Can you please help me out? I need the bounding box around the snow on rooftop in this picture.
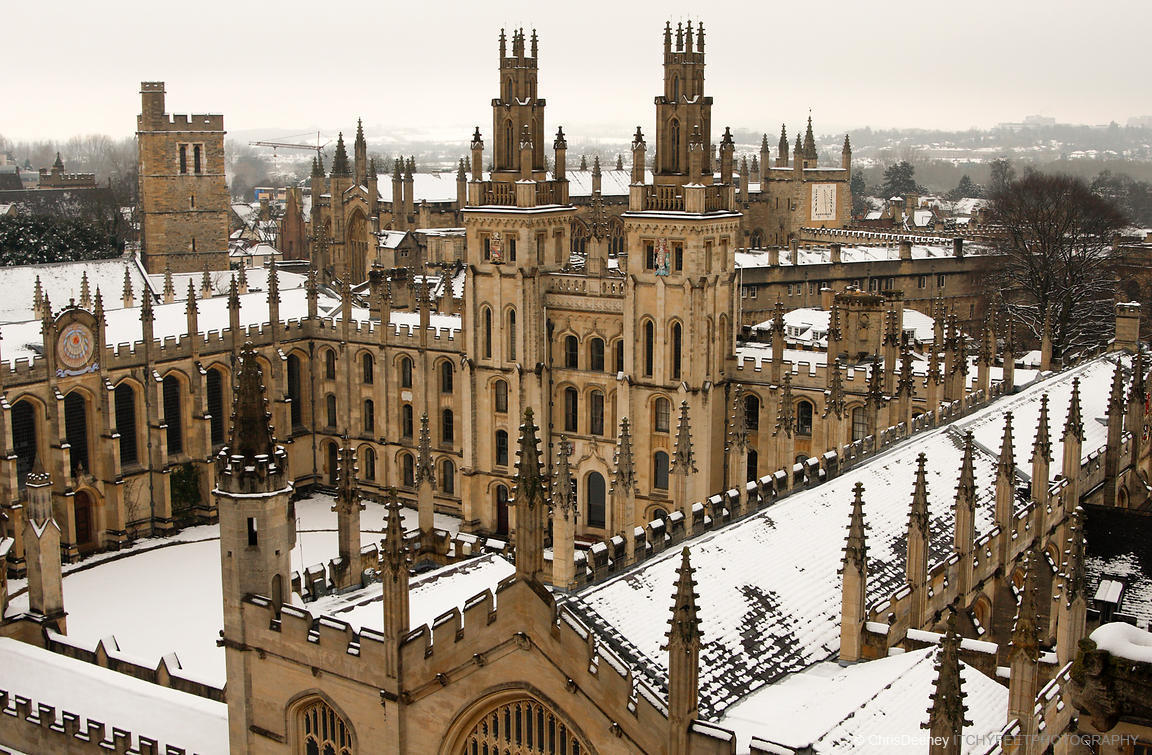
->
[0,637,228,753]
[750,307,937,347]
[722,647,1007,753]
[570,355,1112,717]
[1089,622,1152,663]
[0,255,148,325]
[735,242,991,270]
[4,495,462,685]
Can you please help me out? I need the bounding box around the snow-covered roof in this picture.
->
[952,198,989,216]
[0,255,149,325]
[0,637,227,753]
[378,230,409,249]
[144,267,306,303]
[735,242,990,270]
[1084,504,1152,626]
[566,169,652,198]
[377,173,460,203]
[750,307,937,347]
[722,647,1007,753]
[1089,623,1152,663]
[569,356,1110,717]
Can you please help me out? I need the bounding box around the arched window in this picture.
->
[399,356,413,388]
[507,309,517,361]
[163,375,183,456]
[324,349,336,380]
[587,472,607,528]
[326,395,338,429]
[362,447,376,481]
[747,448,758,482]
[503,119,514,170]
[287,354,303,428]
[643,321,655,376]
[441,459,455,495]
[457,696,589,755]
[670,119,681,172]
[589,338,605,371]
[796,400,814,436]
[670,322,683,380]
[851,407,867,441]
[363,399,375,434]
[401,404,413,438]
[589,390,605,436]
[298,698,353,755]
[440,361,454,394]
[564,387,578,432]
[401,453,415,487]
[495,430,509,467]
[494,379,509,413]
[745,394,760,431]
[441,409,454,444]
[482,307,493,358]
[654,397,671,433]
[207,368,225,446]
[114,383,138,466]
[614,340,624,373]
[11,400,37,488]
[564,335,579,369]
[361,353,374,384]
[653,451,670,490]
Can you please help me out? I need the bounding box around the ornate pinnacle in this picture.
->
[824,358,846,419]
[664,547,702,649]
[554,126,567,150]
[898,339,916,397]
[162,263,174,300]
[843,482,868,570]
[910,453,930,534]
[1010,547,1042,661]
[513,408,545,509]
[380,488,408,576]
[956,430,976,508]
[331,132,350,175]
[612,417,637,494]
[553,436,575,518]
[924,613,971,736]
[79,270,91,308]
[775,371,794,438]
[998,411,1016,478]
[1030,394,1052,464]
[267,265,280,304]
[728,384,749,451]
[671,401,696,474]
[1108,360,1126,413]
[336,443,359,508]
[122,266,133,303]
[227,343,275,461]
[884,308,901,346]
[227,277,240,310]
[415,412,435,487]
[1063,377,1084,442]
[1062,507,1087,605]
[772,296,786,334]
[632,126,645,149]
[185,280,197,315]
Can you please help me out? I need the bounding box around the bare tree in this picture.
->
[990,170,1128,361]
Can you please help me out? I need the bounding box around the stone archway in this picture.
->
[73,489,99,553]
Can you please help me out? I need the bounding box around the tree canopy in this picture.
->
[881,161,919,198]
[990,170,1128,361]
[0,213,122,266]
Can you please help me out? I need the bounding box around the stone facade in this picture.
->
[137,81,229,274]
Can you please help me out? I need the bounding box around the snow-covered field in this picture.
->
[5,494,463,686]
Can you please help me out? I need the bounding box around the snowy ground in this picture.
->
[5,494,464,686]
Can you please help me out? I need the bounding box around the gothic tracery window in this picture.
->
[460,697,588,755]
[298,698,353,755]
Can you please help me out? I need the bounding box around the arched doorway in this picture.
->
[73,490,96,551]
[586,472,606,529]
[496,485,509,535]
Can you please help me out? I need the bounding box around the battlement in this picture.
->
[137,112,225,132]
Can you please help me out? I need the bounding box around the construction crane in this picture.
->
[249,133,329,157]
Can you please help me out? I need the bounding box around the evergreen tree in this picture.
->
[850,173,870,218]
[881,161,919,198]
[948,174,981,200]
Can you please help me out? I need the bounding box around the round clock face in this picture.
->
[57,322,95,370]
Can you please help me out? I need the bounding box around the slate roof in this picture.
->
[1084,505,1152,626]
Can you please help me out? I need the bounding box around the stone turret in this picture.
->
[665,547,702,755]
[839,482,868,663]
[23,461,65,632]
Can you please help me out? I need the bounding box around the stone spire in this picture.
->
[201,267,212,300]
[778,124,789,163]
[1008,547,1042,734]
[224,344,276,464]
[824,358,846,419]
[612,417,637,494]
[185,280,198,340]
[415,412,435,488]
[237,262,249,294]
[671,400,696,474]
[727,384,749,452]
[331,132,351,176]
[1030,394,1052,503]
[1056,507,1088,663]
[907,453,931,628]
[53,151,64,170]
[513,408,546,582]
[924,614,970,755]
[840,482,869,663]
[665,547,702,755]
[162,263,175,303]
[551,437,577,588]
[803,114,817,161]
[995,412,1017,564]
[1104,359,1127,507]
[775,371,795,437]
[121,266,134,308]
[380,488,409,680]
[553,436,576,518]
[332,443,364,585]
[954,430,978,597]
[79,270,91,309]
[1063,377,1084,443]
[311,155,323,177]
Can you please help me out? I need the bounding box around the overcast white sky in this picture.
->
[6,0,1150,142]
